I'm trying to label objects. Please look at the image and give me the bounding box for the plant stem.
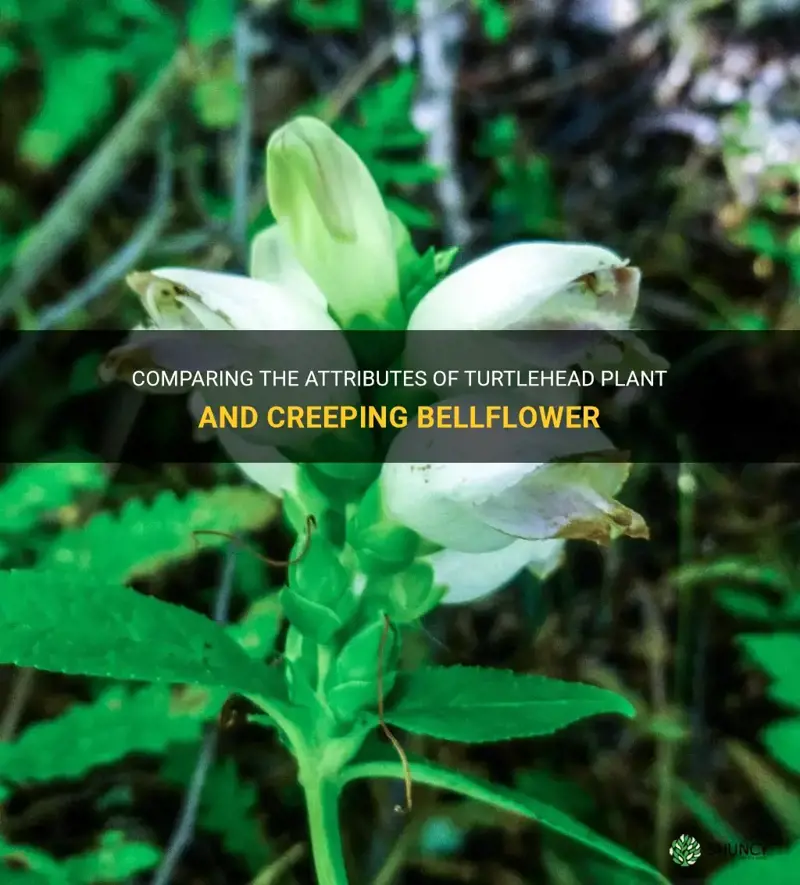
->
[303,771,350,885]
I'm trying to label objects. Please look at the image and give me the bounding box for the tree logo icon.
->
[670,834,702,866]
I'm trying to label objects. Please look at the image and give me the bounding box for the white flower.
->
[408,241,640,332]
[266,116,401,328]
[424,539,564,605]
[109,264,359,467]
[380,395,648,552]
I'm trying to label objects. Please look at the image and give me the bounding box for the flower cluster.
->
[114,116,648,606]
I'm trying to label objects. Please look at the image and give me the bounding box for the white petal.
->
[408,242,638,331]
[474,461,649,545]
[381,392,617,551]
[130,268,341,331]
[249,224,327,309]
[426,539,565,605]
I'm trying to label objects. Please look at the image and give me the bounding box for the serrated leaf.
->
[161,754,270,872]
[384,666,635,742]
[342,745,665,882]
[41,487,278,583]
[21,50,119,168]
[0,685,205,786]
[0,570,279,694]
[0,463,106,534]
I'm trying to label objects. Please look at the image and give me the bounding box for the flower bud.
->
[267,117,401,328]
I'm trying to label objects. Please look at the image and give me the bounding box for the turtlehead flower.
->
[409,241,640,333]
[266,116,401,328]
[379,391,648,553]
[105,264,359,454]
[423,539,565,605]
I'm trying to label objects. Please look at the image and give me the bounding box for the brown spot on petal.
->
[555,504,650,546]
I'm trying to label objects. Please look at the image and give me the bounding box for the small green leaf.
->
[384,666,636,742]
[291,0,362,30]
[282,535,357,643]
[21,50,119,168]
[326,616,397,722]
[0,570,278,694]
[715,588,775,620]
[347,482,419,574]
[63,831,160,883]
[739,634,800,708]
[0,462,106,534]
[0,684,206,786]
[188,0,234,47]
[363,563,445,624]
[342,745,665,882]
[763,718,800,776]
[41,486,278,583]
[162,754,270,872]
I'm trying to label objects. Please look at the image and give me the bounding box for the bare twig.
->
[231,6,256,258]
[0,668,37,743]
[34,128,175,332]
[415,0,470,245]
[149,543,237,885]
[0,50,192,322]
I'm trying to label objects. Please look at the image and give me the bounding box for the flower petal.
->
[474,462,649,545]
[249,224,327,309]
[267,117,399,327]
[381,391,635,551]
[127,267,341,331]
[425,539,564,605]
[408,242,639,332]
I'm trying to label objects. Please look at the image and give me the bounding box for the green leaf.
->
[0,569,279,694]
[739,634,800,708]
[20,50,120,168]
[0,684,206,786]
[0,463,106,534]
[63,831,160,883]
[708,839,800,884]
[341,745,665,883]
[41,487,278,583]
[188,0,234,47]
[161,754,270,872]
[291,0,362,30]
[282,535,357,643]
[326,616,397,722]
[0,837,64,883]
[763,717,800,776]
[384,666,636,742]
[715,588,776,620]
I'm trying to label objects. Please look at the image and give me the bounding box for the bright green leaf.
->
[63,831,160,883]
[21,50,119,168]
[342,745,665,882]
[0,684,207,786]
[384,666,636,742]
[0,569,278,693]
[0,462,106,534]
[41,486,278,583]
[763,718,800,776]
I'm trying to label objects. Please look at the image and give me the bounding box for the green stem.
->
[303,771,349,885]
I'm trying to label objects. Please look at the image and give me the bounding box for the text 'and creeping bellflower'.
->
[108,115,648,605]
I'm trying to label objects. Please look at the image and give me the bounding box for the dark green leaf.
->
[385,666,635,742]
